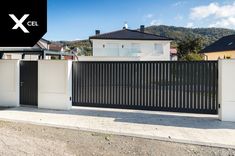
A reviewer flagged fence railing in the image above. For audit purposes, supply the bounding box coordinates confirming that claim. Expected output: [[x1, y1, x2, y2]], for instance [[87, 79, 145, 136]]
[[72, 61, 218, 114]]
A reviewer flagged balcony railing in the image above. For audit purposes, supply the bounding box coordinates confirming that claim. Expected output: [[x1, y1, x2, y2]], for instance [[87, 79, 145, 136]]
[[93, 48, 160, 57]]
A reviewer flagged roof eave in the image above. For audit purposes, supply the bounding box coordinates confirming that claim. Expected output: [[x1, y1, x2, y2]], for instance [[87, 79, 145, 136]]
[[89, 38, 173, 41], [0, 48, 44, 52], [200, 49, 235, 54], [40, 38, 51, 44]]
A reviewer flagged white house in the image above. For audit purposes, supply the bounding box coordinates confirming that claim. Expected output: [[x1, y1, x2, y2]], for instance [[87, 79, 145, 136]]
[[89, 25, 173, 61]]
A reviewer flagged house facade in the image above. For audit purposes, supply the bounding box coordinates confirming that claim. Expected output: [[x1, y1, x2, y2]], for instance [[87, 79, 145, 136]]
[[0, 39, 75, 60], [89, 26, 173, 61], [200, 35, 235, 60]]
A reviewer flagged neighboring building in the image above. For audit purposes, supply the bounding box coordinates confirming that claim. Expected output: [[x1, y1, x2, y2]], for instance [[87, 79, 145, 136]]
[[170, 48, 178, 61], [200, 35, 235, 60], [0, 39, 75, 60], [0, 39, 50, 60], [89, 25, 173, 61], [49, 44, 64, 52]]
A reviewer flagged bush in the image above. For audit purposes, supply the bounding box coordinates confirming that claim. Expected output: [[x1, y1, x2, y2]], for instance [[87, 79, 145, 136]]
[[181, 53, 204, 61]]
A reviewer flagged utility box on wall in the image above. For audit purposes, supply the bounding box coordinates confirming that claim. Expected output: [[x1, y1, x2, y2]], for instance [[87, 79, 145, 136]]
[[219, 59, 235, 122], [0, 60, 20, 107], [38, 60, 72, 110]]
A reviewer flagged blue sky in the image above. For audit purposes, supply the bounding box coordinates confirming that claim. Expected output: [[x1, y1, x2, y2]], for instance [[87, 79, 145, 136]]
[[44, 0, 235, 40]]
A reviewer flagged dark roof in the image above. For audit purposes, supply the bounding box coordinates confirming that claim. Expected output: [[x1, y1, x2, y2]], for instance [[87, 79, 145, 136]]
[[89, 29, 173, 41], [200, 35, 235, 53]]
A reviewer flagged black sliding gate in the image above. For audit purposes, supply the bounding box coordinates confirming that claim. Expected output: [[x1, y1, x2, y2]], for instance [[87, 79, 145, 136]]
[[72, 61, 218, 114], [20, 61, 38, 106]]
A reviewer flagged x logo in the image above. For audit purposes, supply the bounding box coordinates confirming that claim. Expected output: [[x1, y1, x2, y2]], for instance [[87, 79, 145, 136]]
[[9, 14, 30, 33]]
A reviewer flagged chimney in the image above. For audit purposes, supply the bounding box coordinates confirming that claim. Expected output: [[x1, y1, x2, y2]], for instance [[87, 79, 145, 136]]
[[123, 22, 129, 29], [95, 30, 100, 35], [140, 25, 145, 32]]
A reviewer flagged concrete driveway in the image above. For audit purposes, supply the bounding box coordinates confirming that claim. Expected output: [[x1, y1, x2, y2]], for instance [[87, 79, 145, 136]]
[[0, 106, 234, 149]]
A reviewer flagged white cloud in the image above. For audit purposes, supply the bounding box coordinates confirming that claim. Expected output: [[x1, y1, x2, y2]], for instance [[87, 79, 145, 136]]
[[150, 19, 161, 26], [145, 14, 154, 19], [174, 15, 183, 20], [186, 22, 194, 28], [190, 2, 235, 28], [209, 17, 235, 28], [190, 2, 235, 20], [190, 3, 219, 20]]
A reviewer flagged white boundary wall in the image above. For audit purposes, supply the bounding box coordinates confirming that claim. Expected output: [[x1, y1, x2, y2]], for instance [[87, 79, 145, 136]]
[[219, 59, 235, 122], [38, 60, 72, 110], [0, 60, 20, 107]]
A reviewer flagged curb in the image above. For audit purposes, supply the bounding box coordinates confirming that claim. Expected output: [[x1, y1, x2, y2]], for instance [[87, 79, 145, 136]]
[[0, 117, 234, 150]]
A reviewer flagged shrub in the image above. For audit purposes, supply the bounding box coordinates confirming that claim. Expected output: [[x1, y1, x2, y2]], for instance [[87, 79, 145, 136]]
[[181, 53, 204, 61]]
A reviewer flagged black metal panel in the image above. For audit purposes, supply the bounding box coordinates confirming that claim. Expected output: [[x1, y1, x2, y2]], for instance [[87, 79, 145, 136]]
[[20, 61, 38, 106], [72, 61, 218, 114], [0, 53, 3, 59]]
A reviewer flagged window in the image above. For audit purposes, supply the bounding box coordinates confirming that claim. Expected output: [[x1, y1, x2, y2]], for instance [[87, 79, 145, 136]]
[[107, 43, 119, 56], [131, 43, 140, 52], [154, 44, 163, 55]]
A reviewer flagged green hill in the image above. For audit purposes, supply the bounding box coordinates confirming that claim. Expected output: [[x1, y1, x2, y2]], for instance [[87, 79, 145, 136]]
[[144, 25, 235, 48], [57, 25, 235, 55]]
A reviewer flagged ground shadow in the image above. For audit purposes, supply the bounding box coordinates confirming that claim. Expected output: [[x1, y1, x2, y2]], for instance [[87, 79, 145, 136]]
[[3, 106, 235, 130], [0, 107, 12, 110]]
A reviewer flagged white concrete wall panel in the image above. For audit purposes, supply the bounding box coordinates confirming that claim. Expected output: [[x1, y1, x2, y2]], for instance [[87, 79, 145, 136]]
[[219, 59, 235, 122], [38, 60, 72, 110], [0, 60, 20, 107]]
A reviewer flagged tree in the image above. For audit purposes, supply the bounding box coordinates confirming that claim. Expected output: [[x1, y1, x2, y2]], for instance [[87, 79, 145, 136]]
[[77, 47, 92, 56], [177, 37, 204, 60]]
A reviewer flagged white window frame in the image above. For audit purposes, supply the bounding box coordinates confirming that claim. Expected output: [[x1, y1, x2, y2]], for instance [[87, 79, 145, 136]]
[[131, 43, 141, 52], [131, 43, 140, 49], [154, 44, 164, 55], [106, 43, 120, 56]]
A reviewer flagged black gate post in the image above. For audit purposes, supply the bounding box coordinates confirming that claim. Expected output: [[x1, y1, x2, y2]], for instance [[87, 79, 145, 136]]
[[0, 52, 3, 59]]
